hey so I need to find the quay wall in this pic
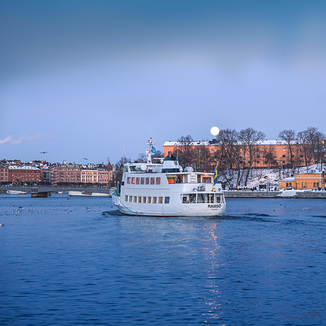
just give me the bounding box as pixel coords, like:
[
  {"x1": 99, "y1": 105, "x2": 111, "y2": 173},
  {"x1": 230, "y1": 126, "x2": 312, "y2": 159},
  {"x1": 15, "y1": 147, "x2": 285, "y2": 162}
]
[
  {"x1": 224, "y1": 190, "x2": 326, "y2": 199},
  {"x1": 0, "y1": 185, "x2": 115, "y2": 196}
]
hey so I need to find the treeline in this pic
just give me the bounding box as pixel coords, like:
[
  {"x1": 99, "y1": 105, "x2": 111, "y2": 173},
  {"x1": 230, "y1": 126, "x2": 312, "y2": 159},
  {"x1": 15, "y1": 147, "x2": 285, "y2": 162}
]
[{"x1": 170, "y1": 127, "x2": 326, "y2": 187}]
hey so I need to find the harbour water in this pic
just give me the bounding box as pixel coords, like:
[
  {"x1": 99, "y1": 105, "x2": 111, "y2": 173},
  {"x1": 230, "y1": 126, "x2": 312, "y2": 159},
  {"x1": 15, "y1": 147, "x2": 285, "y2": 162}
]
[{"x1": 1, "y1": 195, "x2": 326, "y2": 325}]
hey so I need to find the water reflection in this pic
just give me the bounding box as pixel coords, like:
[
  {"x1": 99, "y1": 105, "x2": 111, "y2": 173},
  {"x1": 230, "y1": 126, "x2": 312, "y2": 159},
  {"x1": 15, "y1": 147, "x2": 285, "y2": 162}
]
[{"x1": 202, "y1": 222, "x2": 223, "y2": 323}]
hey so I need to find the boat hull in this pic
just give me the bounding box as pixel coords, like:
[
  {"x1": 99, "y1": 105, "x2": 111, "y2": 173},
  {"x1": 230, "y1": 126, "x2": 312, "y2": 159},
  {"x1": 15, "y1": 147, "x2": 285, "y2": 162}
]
[{"x1": 112, "y1": 193, "x2": 226, "y2": 217}]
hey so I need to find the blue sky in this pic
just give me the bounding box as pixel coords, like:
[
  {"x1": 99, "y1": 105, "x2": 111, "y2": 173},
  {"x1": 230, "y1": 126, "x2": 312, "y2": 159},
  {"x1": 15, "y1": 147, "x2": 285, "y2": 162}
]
[{"x1": 1, "y1": 0, "x2": 326, "y2": 163}]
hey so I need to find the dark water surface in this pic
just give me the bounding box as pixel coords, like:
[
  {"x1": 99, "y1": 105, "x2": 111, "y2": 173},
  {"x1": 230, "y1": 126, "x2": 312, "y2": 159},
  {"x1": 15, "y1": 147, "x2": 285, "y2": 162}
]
[{"x1": 1, "y1": 195, "x2": 325, "y2": 325}]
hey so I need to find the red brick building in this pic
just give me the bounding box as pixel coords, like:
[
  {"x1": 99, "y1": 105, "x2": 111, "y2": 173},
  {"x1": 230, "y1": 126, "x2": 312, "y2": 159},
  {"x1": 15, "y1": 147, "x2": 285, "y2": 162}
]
[
  {"x1": 163, "y1": 140, "x2": 319, "y2": 169},
  {"x1": 8, "y1": 166, "x2": 41, "y2": 184}
]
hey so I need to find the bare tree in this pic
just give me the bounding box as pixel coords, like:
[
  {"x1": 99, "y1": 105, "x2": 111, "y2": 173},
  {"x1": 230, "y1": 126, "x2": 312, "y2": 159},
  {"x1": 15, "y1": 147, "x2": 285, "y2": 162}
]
[
  {"x1": 279, "y1": 129, "x2": 296, "y2": 167},
  {"x1": 305, "y1": 127, "x2": 326, "y2": 167},
  {"x1": 238, "y1": 128, "x2": 265, "y2": 186},
  {"x1": 297, "y1": 127, "x2": 326, "y2": 168},
  {"x1": 216, "y1": 129, "x2": 241, "y2": 187},
  {"x1": 297, "y1": 130, "x2": 313, "y2": 168},
  {"x1": 262, "y1": 145, "x2": 278, "y2": 168},
  {"x1": 192, "y1": 145, "x2": 214, "y2": 172},
  {"x1": 114, "y1": 156, "x2": 131, "y2": 184},
  {"x1": 216, "y1": 129, "x2": 239, "y2": 170},
  {"x1": 173, "y1": 135, "x2": 194, "y2": 167}
]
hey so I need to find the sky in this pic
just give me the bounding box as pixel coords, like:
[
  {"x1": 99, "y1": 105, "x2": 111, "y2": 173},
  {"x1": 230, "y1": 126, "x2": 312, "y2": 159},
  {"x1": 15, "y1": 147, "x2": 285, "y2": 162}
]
[{"x1": 1, "y1": 0, "x2": 326, "y2": 164}]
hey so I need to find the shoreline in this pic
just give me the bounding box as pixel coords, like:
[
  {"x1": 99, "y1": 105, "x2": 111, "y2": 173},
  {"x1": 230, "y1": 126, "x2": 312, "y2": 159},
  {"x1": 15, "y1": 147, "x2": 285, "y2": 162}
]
[{"x1": 224, "y1": 190, "x2": 326, "y2": 199}]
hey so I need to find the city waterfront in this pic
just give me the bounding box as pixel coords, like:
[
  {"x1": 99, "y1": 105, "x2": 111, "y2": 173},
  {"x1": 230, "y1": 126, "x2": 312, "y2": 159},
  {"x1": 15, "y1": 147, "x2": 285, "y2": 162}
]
[{"x1": 1, "y1": 195, "x2": 325, "y2": 325}]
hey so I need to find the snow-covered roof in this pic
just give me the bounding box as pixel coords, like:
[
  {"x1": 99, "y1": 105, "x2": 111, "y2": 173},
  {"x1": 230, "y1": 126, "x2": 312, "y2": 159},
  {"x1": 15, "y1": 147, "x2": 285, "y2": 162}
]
[
  {"x1": 164, "y1": 140, "x2": 288, "y2": 146},
  {"x1": 8, "y1": 166, "x2": 40, "y2": 170},
  {"x1": 164, "y1": 141, "x2": 211, "y2": 146},
  {"x1": 280, "y1": 177, "x2": 295, "y2": 182}
]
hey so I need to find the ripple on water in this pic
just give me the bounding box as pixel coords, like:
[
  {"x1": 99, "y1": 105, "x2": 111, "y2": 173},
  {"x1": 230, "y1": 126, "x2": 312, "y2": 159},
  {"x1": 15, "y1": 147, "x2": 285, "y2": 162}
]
[{"x1": 0, "y1": 196, "x2": 326, "y2": 325}]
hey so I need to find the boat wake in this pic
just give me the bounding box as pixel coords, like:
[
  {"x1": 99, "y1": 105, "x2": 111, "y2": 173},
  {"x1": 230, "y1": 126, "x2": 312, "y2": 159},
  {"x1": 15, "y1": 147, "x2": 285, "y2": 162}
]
[{"x1": 102, "y1": 210, "x2": 124, "y2": 217}]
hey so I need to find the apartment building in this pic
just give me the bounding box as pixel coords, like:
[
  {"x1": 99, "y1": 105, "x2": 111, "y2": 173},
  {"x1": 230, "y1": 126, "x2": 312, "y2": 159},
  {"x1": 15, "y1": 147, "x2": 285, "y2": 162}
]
[
  {"x1": 98, "y1": 169, "x2": 111, "y2": 185},
  {"x1": 0, "y1": 166, "x2": 9, "y2": 183},
  {"x1": 54, "y1": 164, "x2": 81, "y2": 185},
  {"x1": 81, "y1": 169, "x2": 98, "y2": 184},
  {"x1": 8, "y1": 166, "x2": 41, "y2": 184}
]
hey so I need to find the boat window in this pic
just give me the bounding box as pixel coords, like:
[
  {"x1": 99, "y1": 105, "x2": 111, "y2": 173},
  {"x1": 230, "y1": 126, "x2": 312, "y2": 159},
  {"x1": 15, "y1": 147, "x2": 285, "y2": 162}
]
[
  {"x1": 197, "y1": 194, "x2": 208, "y2": 203},
  {"x1": 143, "y1": 196, "x2": 146, "y2": 203},
  {"x1": 216, "y1": 195, "x2": 221, "y2": 203},
  {"x1": 125, "y1": 195, "x2": 128, "y2": 201},
  {"x1": 133, "y1": 196, "x2": 137, "y2": 203},
  {"x1": 151, "y1": 177, "x2": 155, "y2": 185},
  {"x1": 153, "y1": 197, "x2": 157, "y2": 204},
  {"x1": 129, "y1": 196, "x2": 132, "y2": 202},
  {"x1": 156, "y1": 177, "x2": 161, "y2": 185},
  {"x1": 167, "y1": 177, "x2": 174, "y2": 184},
  {"x1": 136, "y1": 178, "x2": 140, "y2": 185},
  {"x1": 182, "y1": 195, "x2": 189, "y2": 203},
  {"x1": 148, "y1": 197, "x2": 151, "y2": 203},
  {"x1": 208, "y1": 194, "x2": 214, "y2": 203},
  {"x1": 146, "y1": 177, "x2": 150, "y2": 185},
  {"x1": 165, "y1": 197, "x2": 170, "y2": 204},
  {"x1": 203, "y1": 177, "x2": 211, "y2": 183},
  {"x1": 158, "y1": 197, "x2": 163, "y2": 204},
  {"x1": 190, "y1": 194, "x2": 196, "y2": 203},
  {"x1": 127, "y1": 177, "x2": 131, "y2": 184},
  {"x1": 138, "y1": 196, "x2": 141, "y2": 203},
  {"x1": 141, "y1": 177, "x2": 144, "y2": 185},
  {"x1": 131, "y1": 177, "x2": 135, "y2": 184}
]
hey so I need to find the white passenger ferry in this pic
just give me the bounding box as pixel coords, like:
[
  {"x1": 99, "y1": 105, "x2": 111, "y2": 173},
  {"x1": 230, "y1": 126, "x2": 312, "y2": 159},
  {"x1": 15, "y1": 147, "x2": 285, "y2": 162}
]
[{"x1": 112, "y1": 139, "x2": 226, "y2": 217}]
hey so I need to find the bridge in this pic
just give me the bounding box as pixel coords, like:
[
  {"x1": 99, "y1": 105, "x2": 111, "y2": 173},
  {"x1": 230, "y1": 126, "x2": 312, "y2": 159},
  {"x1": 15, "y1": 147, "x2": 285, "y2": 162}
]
[{"x1": 0, "y1": 185, "x2": 116, "y2": 197}]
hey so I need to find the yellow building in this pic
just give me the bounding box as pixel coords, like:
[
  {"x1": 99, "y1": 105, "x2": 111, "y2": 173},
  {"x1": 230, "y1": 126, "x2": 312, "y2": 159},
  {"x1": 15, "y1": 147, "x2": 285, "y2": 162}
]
[{"x1": 279, "y1": 172, "x2": 326, "y2": 190}]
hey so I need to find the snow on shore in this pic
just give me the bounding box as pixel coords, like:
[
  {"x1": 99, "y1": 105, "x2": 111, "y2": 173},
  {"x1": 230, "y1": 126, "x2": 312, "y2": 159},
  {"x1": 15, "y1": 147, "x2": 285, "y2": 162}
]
[{"x1": 218, "y1": 164, "x2": 325, "y2": 189}]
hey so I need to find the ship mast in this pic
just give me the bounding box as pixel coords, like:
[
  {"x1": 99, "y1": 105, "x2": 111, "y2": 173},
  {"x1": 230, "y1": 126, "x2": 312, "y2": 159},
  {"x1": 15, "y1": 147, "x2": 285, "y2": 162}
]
[{"x1": 146, "y1": 138, "x2": 154, "y2": 164}]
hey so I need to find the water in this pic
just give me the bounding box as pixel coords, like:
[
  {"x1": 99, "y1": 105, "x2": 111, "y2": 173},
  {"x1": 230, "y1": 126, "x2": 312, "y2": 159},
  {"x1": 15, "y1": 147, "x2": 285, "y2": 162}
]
[{"x1": 1, "y1": 195, "x2": 326, "y2": 325}]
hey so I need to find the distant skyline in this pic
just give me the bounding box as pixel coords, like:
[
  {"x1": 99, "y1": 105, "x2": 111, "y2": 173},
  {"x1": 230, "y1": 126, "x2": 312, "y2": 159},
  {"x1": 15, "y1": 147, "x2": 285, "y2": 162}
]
[{"x1": 1, "y1": 1, "x2": 326, "y2": 163}]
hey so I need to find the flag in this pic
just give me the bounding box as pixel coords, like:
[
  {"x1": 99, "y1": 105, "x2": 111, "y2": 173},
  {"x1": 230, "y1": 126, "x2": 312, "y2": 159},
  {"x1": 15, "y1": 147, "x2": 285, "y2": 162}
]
[
  {"x1": 213, "y1": 162, "x2": 218, "y2": 185},
  {"x1": 151, "y1": 146, "x2": 156, "y2": 154}
]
